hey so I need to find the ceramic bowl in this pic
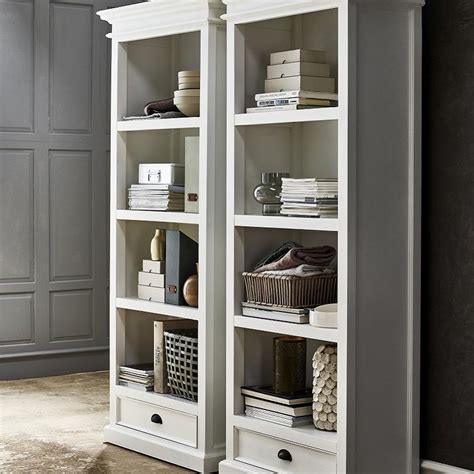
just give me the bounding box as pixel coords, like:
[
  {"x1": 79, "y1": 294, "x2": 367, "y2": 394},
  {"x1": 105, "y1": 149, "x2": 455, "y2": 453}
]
[
  {"x1": 174, "y1": 98, "x2": 200, "y2": 117},
  {"x1": 309, "y1": 303, "x2": 338, "y2": 328},
  {"x1": 178, "y1": 69, "x2": 200, "y2": 79},
  {"x1": 178, "y1": 81, "x2": 201, "y2": 90},
  {"x1": 174, "y1": 89, "x2": 200, "y2": 98}
]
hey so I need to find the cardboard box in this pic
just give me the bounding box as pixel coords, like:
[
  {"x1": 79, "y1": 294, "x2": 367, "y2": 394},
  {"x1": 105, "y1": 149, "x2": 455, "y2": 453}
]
[
  {"x1": 267, "y1": 62, "x2": 330, "y2": 79},
  {"x1": 270, "y1": 49, "x2": 326, "y2": 65},
  {"x1": 138, "y1": 285, "x2": 165, "y2": 303},
  {"x1": 138, "y1": 271, "x2": 165, "y2": 288},
  {"x1": 264, "y1": 76, "x2": 335, "y2": 94}
]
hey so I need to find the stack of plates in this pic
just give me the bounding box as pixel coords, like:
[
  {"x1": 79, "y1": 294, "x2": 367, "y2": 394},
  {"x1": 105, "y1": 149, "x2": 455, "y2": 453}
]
[{"x1": 174, "y1": 70, "x2": 200, "y2": 117}]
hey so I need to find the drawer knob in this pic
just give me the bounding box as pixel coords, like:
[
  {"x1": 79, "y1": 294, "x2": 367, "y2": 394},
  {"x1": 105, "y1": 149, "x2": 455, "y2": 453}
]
[
  {"x1": 277, "y1": 449, "x2": 292, "y2": 462},
  {"x1": 151, "y1": 414, "x2": 163, "y2": 424}
]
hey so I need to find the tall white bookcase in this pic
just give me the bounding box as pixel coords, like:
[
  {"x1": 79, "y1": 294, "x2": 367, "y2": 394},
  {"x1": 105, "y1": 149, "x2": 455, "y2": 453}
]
[
  {"x1": 220, "y1": 1, "x2": 423, "y2": 473},
  {"x1": 98, "y1": 1, "x2": 226, "y2": 472}
]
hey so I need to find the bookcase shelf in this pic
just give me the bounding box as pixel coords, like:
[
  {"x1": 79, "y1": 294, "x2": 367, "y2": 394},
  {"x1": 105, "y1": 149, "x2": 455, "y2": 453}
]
[
  {"x1": 234, "y1": 315, "x2": 338, "y2": 342},
  {"x1": 116, "y1": 297, "x2": 200, "y2": 321},
  {"x1": 235, "y1": 107, "x2": 338, "y2": 126},
  {"x1": 117, "y1": 117, "x2": 200, "y2": 132},
  {"x1": 234, "y1": 214, "x2": 338, "y2": 232},
  {"x1": 99, "y1": 1, "x2": 226, "y2": 472},
  {"x1": 222, "y1": 0, "x2": 423, "y2": 473},
  {"x1": 233, "y1": 415, "x2": 337, "y2": 454},
  {"x1": 115, "y1": 385, "x2": 199, "y2": 415},
  {"x1": 116, "y1": 209, "x2": 200, "y2": 225}
]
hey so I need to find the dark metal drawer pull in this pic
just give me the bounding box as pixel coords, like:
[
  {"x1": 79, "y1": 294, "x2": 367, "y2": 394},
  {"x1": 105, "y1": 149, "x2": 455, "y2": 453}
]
[
  {"x1": 277, "y1": 449, "x2": 292, "y2": 462},
  {"x1": 151, "y1": 414, "x2": 163, "y2": 424}
]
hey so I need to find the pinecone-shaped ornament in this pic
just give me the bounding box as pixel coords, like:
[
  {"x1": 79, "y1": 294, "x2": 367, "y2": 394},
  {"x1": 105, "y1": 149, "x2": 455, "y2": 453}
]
[{"x1": 312, "y1": 344, "x2": 337, "y2": 431}]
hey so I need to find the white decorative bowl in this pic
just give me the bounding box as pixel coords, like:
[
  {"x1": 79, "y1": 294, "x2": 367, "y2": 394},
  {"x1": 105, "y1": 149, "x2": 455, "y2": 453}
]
[
  {"x1": 309, "y1": 303, "x2": 338, "y2": 328},
  {"x1": 178, "y1": 70, "x2": 200, "y2": 79},
  {"x1": 174, "y1": 98, "x2": 200, "y2": 117},
  {"x1": 174, "y1": 89, "x2": 200, "y2": 98}
]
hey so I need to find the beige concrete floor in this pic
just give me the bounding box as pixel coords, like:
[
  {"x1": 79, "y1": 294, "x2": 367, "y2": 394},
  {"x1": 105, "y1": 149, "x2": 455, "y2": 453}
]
[{"x1": 0, "y1": 371, "x2": 191, "y2": 473}]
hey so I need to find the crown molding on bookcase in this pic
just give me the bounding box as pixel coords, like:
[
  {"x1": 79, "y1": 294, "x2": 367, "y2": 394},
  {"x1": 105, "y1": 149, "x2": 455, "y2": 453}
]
[
  {"x1": 222, "y1": 0, "x2": 424, "y2": 23},
  {"x1": 98, "y1": 1, "x2": 225, "y2": 41}
]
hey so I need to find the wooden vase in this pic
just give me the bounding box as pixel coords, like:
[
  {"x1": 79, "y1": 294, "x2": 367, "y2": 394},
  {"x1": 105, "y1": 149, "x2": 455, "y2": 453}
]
[{"x1": 183, "y1": 263, "x2": 198, "y2": 307}]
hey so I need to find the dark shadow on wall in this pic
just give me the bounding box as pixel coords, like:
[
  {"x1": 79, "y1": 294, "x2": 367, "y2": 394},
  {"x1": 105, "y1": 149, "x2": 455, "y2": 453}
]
[{"x1": 422, "y1": 0, "x2": 474, "y2": 470}]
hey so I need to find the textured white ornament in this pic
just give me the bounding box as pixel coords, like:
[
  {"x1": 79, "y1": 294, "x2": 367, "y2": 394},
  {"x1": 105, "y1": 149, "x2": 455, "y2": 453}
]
[{"x1": 312, "y1": 344, "x2": 337, "y2": 432}]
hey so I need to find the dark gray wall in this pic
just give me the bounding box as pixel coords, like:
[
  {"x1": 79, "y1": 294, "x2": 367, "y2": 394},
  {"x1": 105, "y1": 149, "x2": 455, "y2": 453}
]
[
  {"x1": 0, "y1": 0, "x2": 137, "y2": 380},
  {"x1": 422, "y1": 0, "x2": 474, "y2": 470}
]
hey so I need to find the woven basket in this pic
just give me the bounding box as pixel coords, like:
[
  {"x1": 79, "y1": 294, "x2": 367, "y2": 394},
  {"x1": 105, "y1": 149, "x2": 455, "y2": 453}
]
[
  {"x1": 164, "y1": 328, "x2": 198, "y2": 402},
  {"x1": 242, "y1": 272, "x2": 337, "y2": 308}
]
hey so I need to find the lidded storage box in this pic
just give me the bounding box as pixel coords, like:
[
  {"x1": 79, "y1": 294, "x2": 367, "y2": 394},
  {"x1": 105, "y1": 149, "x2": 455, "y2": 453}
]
[{"x1": 138, "y1": 163, "x2": 185, "y2": 185}]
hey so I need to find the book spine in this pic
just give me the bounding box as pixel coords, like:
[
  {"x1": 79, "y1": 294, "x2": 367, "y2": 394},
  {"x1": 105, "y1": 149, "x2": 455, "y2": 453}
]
[{"x1": 153, "y1": 321, "x2": 168, "y2": 393}]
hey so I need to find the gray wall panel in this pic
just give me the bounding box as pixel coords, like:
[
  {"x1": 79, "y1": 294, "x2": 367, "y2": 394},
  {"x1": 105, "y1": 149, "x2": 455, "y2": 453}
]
[
  {"x1": 0, "y1": 293, "x2": 34, "y2": 345},
  {"x1": 50, "y1": 289, "x2": 92, "y2": 341},
  {"x1": 0, "y1": 149, "x2": 34, "y2": 282},
  {"x1": 49, "y1": 2, "x2": 93, "y2": 134},
  {"x1": 49, "y1": 150, "x2": 92, "y2": 281},
  {"x1": 0, "y1": 0, "x2": 34, "y2": 132}
]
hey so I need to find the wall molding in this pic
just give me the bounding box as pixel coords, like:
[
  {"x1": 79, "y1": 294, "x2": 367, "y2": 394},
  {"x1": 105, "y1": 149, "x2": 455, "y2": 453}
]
[{"x1": 0, "y1": 345, "x2": 108, "y2": 360}]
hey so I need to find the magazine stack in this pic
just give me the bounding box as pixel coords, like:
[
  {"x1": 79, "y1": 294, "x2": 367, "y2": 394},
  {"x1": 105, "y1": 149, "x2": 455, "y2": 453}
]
[
  {"x1": 242, "y1": 385, "x2": 313, "y2": 428},
  {"x1": 280, "y1": 178, "x2": 338, "y2": 218},
  {"x1": 119, "y1": 363, "x2": 154, "y2": 392}
]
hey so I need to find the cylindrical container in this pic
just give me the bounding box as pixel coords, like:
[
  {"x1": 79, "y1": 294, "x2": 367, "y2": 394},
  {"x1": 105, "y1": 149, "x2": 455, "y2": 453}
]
[
  {"x1": 273, "y1": 336, "x2": 306, "y2": 394},
  {"x1": 254, "y1": 172, "x2": 289, "y2": 215}
]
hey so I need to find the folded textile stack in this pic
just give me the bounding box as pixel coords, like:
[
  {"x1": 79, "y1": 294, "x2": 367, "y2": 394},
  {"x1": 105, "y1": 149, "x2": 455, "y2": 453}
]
[
  {"x1": 247, "y1": 48, "x2": 338, "y2": 113},
  {"x1": 128, "y1": 184, "x2": 185, "y2": 211},
  {"x1": 119, "y1": 363, "x2": 154, "y2": 392},
  {"x1": 242, "y1": 385, "x2": 313, "y2": 428},
  {"x1": 280, "y1": 178, "x2": 338, "y2": 218}
]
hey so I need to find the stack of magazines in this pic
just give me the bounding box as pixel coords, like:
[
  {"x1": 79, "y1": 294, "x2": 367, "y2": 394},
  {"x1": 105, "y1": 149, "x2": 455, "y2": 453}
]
[
  {"x1": 128, "y1": 184, "x2": 184, "y2": 211},
  {"x1": 242, "y1": 385, "x2": 313, "y2": 428},
  {"x1": 280, "y1": 178, "x2": 338, "y2": 218},
  {"x1": 119, "y1": 363, "x2": 154, "y2": 392}
]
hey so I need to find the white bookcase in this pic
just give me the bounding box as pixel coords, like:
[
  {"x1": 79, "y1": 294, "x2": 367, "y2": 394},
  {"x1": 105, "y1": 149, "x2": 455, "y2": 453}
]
[
  {"x1": 98, "y1": 1, "x2": 226, "y2": 472},
  {"x1": 220, "y1": 1, "x2": 423, "y2": 473}
]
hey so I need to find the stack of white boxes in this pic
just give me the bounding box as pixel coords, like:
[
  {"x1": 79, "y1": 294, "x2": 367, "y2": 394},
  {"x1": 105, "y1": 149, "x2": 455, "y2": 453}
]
[
  {"x1": 138, "y1": 259, "x2": 165, "y2": 303},
  {"x1": 264, "y1": 48, "x2": 335, "y2": 94}
]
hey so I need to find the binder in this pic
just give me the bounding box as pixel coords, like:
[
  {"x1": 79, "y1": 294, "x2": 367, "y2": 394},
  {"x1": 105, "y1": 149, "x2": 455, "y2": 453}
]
[{"x1": 165, "y1": 231, "x2": 198, "y2": 305}]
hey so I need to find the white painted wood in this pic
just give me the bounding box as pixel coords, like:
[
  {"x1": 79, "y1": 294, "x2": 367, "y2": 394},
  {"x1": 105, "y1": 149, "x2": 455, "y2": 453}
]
[
  {"x1": 421, "y1": 460, "x2": 472, "y2": 474},
  {"x1": 234, "y1": 316, "x2": 338, "y2": 342},
  {"x1": 116, "y1": 209, "x2": 200, "y2": 224},
  {"x1": 117, "y1": 117, "x2": 200, "y2": 131},
  {"x1": 223, "y1": 1, "x2": 423, "y2": 473},
  {"x1": 235, "y1": 428, "x2": 337, "y2": 473},
  {"x1": 235, "y1": 107, "x2": 338, "y2": 126},
  {"x1": 117, "y1": 395, "x2": 198, "y2": 447},
  {"x1": 98, "y1": 1, "x2": 226, "y2": 470}
]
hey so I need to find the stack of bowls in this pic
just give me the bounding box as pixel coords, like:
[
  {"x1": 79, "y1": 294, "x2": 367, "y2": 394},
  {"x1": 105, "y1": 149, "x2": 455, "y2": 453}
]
[{"x1": 174, "y1": 70, "x2": 200, "y2": 117}]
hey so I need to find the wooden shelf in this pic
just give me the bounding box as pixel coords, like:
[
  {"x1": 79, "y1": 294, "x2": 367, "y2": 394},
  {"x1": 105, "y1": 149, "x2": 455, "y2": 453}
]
[
  {"x1": 234, "y1": 316, "x2": 338, "y2": 342},
  {"x1": 117, "y1": 117, "x2": 200, "y2": 132},
  {"x1": 235, "y1": 107, "x2": 338, "y2": 127},
  {"x1": 233, "y1": 415, "x2": 337, "y2": 454},
  {"x1": 116, "y1": 297, "x2": 200, "y2": 321},
  {"x1": 234, "y1": 214, "x2": 338, "y2": 232},
  {"x1": 115, "y1": 385, "x2": 198, "y2": 416},
  {"x1": 116, "y1": 210, "x2": 200, "y2": 225}
]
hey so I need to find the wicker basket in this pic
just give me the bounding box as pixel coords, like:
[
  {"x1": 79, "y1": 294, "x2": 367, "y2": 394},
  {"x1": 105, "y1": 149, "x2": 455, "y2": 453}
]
[
  {"x1": 164, "y1": 328, "x2": 198, "y2": 401},
  {"x1": 242, "y1": 272, "x2": 337, "y2": 308}
]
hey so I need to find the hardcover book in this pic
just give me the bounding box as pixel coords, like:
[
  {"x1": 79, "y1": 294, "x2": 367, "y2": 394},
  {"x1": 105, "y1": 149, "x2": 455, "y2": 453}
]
[
  {"x1": 154, "y1": 320, "x2": 196, "y2": 393},
  {"x1": 241, "y1": 385, "x2": 313, "y2": 406},
  {"x1": 185, "y1": 136, "x2": 200, "y2": 214}
]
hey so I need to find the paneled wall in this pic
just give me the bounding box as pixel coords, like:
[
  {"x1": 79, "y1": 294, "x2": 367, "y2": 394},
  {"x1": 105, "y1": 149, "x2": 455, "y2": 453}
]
[{"x1": 0, "y1": 0, "x2": 139, "y2": 379}]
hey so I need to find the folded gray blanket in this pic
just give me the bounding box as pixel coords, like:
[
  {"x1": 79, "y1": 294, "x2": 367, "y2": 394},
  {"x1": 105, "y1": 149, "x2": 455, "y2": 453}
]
[
  {"x1": 254, "y1": 245, "x2": 336, "y2": 273},
  {"x1": 260, "y1": 264, "x2": 335, "y2": 277}
]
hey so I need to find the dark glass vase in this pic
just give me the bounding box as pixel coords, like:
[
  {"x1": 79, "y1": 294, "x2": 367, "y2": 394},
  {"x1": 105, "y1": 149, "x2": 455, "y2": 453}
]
[
  {"x1": 253, "y1": 172, "x2": 289, "y2": 215},
  {"x1": 273, "y1": 336, "x2": 306, "y2": 395}
]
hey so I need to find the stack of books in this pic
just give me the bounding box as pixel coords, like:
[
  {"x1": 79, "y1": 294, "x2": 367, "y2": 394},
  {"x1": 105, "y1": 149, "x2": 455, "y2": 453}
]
[
  {"x1": 119, "y1": 363, "x2": 154, "y2": 392},
  {"x1": 280, "y1": 178, "x2": 338, "y2": 218},
  {"x1": 247, "y1": 48, "x2": 338, "y2": 113},
  {"x1": 242, "y1": 385, "x2": 313, "y2": 428},
  {"x1": 138, "y1": 259, "x2": 165, "y2": 303},
  {"x1": 128, "y1": 184, "x2": 185, "y2": 211},
  {"x1": 242, "y1": 302, "x2": 309, "y2": 324}
]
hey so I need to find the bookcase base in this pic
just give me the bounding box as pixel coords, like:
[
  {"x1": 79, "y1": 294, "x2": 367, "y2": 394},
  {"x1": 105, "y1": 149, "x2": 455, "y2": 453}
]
[{"x1": 104, "y1": 424, "x2": 225, "y2": 473}]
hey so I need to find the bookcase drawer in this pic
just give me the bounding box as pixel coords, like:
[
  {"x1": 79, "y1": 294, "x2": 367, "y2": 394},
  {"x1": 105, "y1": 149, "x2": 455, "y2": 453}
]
[
  {"x1": 235, "y1": 429, "x2": 336, "y2": 473},
  {"x1": 117, "y1": 396, "x2": 197, "y2": 448}
]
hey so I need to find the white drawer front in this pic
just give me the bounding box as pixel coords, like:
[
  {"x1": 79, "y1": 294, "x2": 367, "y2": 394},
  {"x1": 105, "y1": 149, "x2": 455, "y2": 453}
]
[
  {"x1": 235, "y1": 429, "x2": 336, "y2": 473},
  {"x1": 117, "y1": 396, "x2": 197, "y2": 448}
]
